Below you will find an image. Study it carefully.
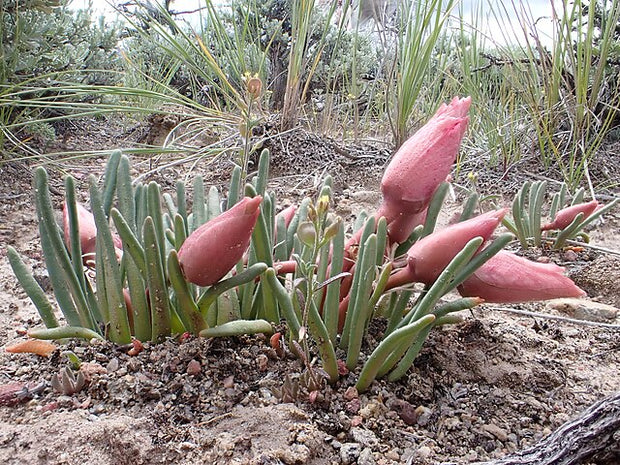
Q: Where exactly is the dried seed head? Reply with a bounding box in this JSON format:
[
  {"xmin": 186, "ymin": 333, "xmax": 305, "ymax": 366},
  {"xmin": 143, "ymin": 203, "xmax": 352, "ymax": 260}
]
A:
[{"xmin": 246, "ymin": 76, "xmax": 262, "ymax": 98}]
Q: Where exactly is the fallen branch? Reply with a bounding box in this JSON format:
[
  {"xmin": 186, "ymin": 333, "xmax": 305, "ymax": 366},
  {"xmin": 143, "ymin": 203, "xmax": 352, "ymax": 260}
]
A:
[{"xmin": 443, "ymin": 392, "xmax": 620, "ymax": 465}]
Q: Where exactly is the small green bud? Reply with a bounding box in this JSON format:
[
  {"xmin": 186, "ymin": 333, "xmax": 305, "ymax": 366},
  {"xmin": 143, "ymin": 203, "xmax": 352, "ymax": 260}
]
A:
[{"xmin": 316, "ymin": 195, "xmax": 330, "ymax": 217}]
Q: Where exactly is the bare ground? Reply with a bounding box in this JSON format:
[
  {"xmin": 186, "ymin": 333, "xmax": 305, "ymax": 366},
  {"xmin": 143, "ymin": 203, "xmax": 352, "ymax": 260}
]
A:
[{"xmin": 0, "ymin": 116, "xmax": 619, "ymax": 465}]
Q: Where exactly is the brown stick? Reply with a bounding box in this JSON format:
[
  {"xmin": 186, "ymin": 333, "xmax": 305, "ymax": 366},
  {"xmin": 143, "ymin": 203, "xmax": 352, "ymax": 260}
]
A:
[{"xmin": 461, "ymin": 392, "xmax": 620, "ymax": 465}]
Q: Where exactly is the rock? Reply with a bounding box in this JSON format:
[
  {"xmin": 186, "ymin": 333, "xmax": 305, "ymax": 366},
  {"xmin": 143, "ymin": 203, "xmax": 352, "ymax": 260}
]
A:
[
  {"xmin": 346, "ymin": 398, "xmax": 361, "ymax": 414},
  {"xmin": 358, "ymin": 447, "xmax": 377, "ymax": 465},
  {"xmin": 387, "ymin": 398, "xmax": 417, "ymax": 425},
  {"xmin": 546, "ymin": 298, "xmax": 619, "ymax": 323},
  {"xmin": 279, "ymin": 444, "xmax": 311, "ymax": 463},
  {"xmin": 385, "ymin": 449, "xmax": 400, "ymax": 461},
  {"xmin": 106, "ymin": 358, "xmax": 119, "ymax": 372},
  {"xmin": 256, "ymin": 354, "xmax": 268, "ymax": 371},
  {"xmin": 359, "ymin": 401, "xmax": 382, "ymax": 419},
  {"xmin": 340, "ymin": 443, "xmax": 361, "ymax": 464},
  {"xmin": 562, "ymin": 249, "xmax": 579, "ymax": 261},
  {"xmin": 186, "ymin": 359, "xmax": 201, "ymax": 376},
  {"xmin": 416, "ymin": 445, "xmax": 433, "ymax": 458},
  {"xmin": 343, "ymin": 386, "xmax": 359, "ymax": 401},
  {"xmin": 415, "ymin": 405, "xmax": 433, "ymax": 426},
  {"xmin": 350, "ymin": 427, "xmax": 378, "ymax": 448},
  {"xmin": 481, "ymin": 423, "xmax": 508, "ymax": 441}
]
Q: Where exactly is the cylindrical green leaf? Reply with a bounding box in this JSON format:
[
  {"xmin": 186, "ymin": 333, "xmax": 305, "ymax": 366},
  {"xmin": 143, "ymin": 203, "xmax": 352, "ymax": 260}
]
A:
[
  {"xmin": 192, "ymin": 175, "xmax": 206, "ymax": 231},
  {"xmin": 34, "ymin": 168, "xmax": 94, "ymax": 330},
  {"xmin": 102, "ymin": 150, "xmax": 121, "ymax": 217},
  {"xmin": 421, "ymin": 181, "xmax": 449, "ymax": 237},
  {"xmin": 356, "ymin": 314, "xmax": 435, "ymax": 392},
  {"xmin": 143, "ymin": 216, "xmax": 171, "ymax": 341},
  {"xmin": 227, "ymin": 165, "xmax": 242, "ymax": 209},
  {"xmin": 117, "ymin": 156, "xmax": 137, "ymax": 233},
  {"xmin": 28, "ymin": 326, "xmax": 105, "ymax": 342},
  {"xmin": 323, "ymin": 222, "xmax": 344, "ymax": 343},
  {"xmin": 7, "ymin": 246, "xmax": 59, "ymax": 328},
  {"xmin": 197, "ymin": 263, "xmax": 268, "ymax": 316},
  {"xmin": 111, "ymin": 208, "xmax": 146, "ymax": 276},
  {"xmin": 459, "ymin": 192, "xmax": 479, "ymax": 222},
  {"xmin": 264, "ymin": 268, "xmax": 300, "ymax": 339},
  {"xmin": 124, "ymin": 251, "xmax": 151, "ymax": 341},
  {"xmin": 90, "ymin": 179, "xmax": 131, "ymax": 344},
  {"xmin": 200, "ymin": 319, "xmax": 273, "ymax": 338},
  {"xmin": 345, "ymin": 234, "xmax": 377, "ymax": 369},
  {"xmin": 206, "ymin": 185, "xmax": 221, "ymax": 221},
  {"xmin": 175, "ymin": 180, "xmax": 188, "ymax": 233}
]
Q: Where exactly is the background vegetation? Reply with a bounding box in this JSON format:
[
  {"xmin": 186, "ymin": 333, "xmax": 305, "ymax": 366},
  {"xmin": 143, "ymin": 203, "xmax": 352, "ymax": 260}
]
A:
[{"xmin": 1, "ymin": 0, "xmax": 620, "ymax": 189}]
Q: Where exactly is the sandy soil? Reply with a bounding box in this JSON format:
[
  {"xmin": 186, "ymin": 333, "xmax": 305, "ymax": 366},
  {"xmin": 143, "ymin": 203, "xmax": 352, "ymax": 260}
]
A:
[{"xmin": 0, "ymin": 116, "xmax": 619, "ymax": 465}]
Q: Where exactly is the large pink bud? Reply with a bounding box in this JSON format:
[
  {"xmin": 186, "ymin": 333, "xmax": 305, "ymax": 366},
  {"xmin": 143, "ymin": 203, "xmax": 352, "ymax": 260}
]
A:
[
  {"xmin": 385, "ymin": 208, "xmax": 506, "ymax": 289},
  {"xmin": 62, "ymin": 201, "xmax": 122, "ymax": 265},
  {"xmin": 377, "ymin": 96, "xmax": 471, "ymax": 244},
  {"xmin": 178, "ymin": 196, "xmax": 262, "ymax": 286},
  {"xmin": 457, "ymin": 251, "xmax": 585, "ymax": 303},
  {"xmin": 541, "ymin": 200, "xmax": 598, "ymax": 231},
  {"xmin": 63, "ymin": 201, "xmax": 97, "ymax": 258},
  {"xmin": 406, "ymin": 208, "xmax": 507, "ymax": 284}
]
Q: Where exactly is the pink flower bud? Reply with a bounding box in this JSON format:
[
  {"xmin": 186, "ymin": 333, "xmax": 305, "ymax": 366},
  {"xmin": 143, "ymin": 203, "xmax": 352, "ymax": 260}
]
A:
[
  {"xmin": 406, "ymin": 208, "xmax": 507, "ymax": 285},
  {"xmin": 457, "ymin": 251, "xmax": 585, "ymax": 303},
  {"xmin": 434, "ymin": 96, "xmax": 472, "ymax": 118},
  {"xmin": 385, "ymin": 209, "xmax": 506, "ymax": 289},
  {"xmin": 378, "ymin": 96, "xmax": 471, "ymax": 243},
  {"xmin": 541, "ymin": 200, "xmax": 599, "ymax": 231},
  {"xmin": 62, "ymin": 201, "xmax": 122, "ymax": 265},
  {"xmin": 178, "ymin": 196, "xmax": 262, "ymax": 286}
]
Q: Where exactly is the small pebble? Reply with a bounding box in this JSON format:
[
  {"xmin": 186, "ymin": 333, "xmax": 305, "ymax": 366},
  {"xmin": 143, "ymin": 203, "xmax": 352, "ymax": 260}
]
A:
[
  {"xmin": 388, "ymin": 398, "xmax": 417, "ymax": 425},
  {"xmin": 222, "ymin": 375, "xmax": 234, "ymax": 388},
  {"xmin": 345, "ymin": 398, "xmax": 361, "ymax": 414},
  {"xmin": 186, "ymin": 359, "xmax": 201, "ymax": 376},
  {"xmin": 106, "ymin": 358, "xmax": 119, "ymax": 372},
  {"xmin": 340, "ymin": 443, "xmax": 361, "ymax": 465},
  {"xmin": 358, "ymin": 447, "xmax": 376, "ymax": 465},
  {"xmin": 343, "ymin": 386, "xmax": 359, "ymax": 401},
  {"xmin": 256, "ymin": 354, "xmax": 268, "ymax": 372},
  {"xmin": 415, "ymin": 405, "xmax": 432, "ymax": 426},
  {"xmin": 481, "ymin": 423, "xmax": 508, "ymax": 442},
  {"xmin": 351, "ymin": 427, "xmax": 378, "ymax": 448},
  {"xmin": 416, "ymin": 445, "xmax": 432, "ymax": 458},
  {"xmin": 562, "ymin": 249, "xmax": 578, "ymax": 261}
]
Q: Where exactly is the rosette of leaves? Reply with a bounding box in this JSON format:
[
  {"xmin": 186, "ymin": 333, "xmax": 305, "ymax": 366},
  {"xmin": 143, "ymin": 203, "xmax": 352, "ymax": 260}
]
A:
[{"xmin": 503, "ymin": 180, "xmax": 618, "ymax": 249}]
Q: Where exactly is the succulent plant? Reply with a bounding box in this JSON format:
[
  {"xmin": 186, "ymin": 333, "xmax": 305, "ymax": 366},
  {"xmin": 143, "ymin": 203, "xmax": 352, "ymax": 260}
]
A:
[
  {"xmin": 504, "ymin": 180, "xmax": 619, "ymax": 249},
  {"xmin": 51, "ymin": 367, "xmax": 86, "ymax": 396},
  {"xmin": 9, "ymin": 98, "xmax": 600, "ymax": 392}
]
